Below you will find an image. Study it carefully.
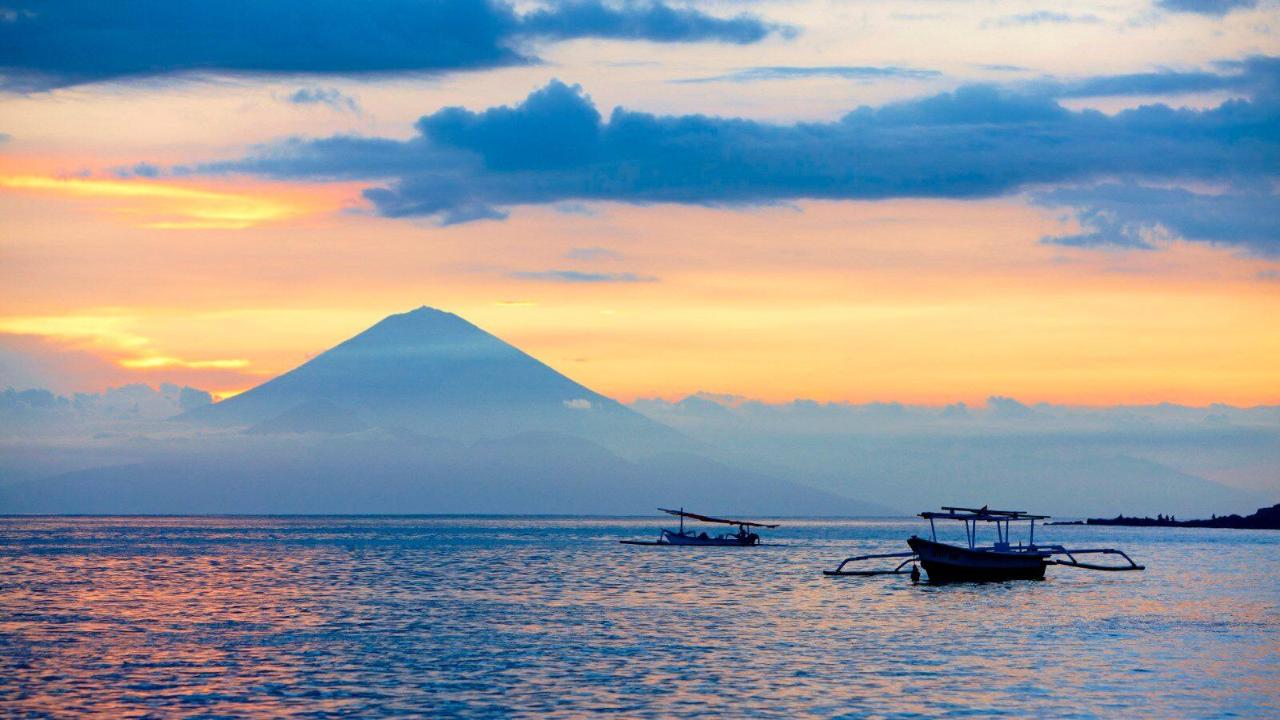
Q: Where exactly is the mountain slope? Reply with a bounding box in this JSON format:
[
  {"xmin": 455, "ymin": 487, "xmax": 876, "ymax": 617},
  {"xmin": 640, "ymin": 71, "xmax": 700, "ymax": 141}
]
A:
[{"xmin": 183, "ymin": 306, "xmax": 679, "ymax": 453}]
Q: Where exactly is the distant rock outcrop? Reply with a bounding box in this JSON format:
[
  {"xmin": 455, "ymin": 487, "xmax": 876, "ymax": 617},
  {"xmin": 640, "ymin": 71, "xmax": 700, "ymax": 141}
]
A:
[{"xmin": 1081, "ymin": 503, "xmax": 1280, "ymax": 530}]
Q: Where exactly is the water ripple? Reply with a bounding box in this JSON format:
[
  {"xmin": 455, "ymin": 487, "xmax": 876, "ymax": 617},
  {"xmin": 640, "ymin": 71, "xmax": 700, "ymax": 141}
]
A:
[{"xmin": 1, "ymin": 516, "xmax": 1277, "ymax": 718}]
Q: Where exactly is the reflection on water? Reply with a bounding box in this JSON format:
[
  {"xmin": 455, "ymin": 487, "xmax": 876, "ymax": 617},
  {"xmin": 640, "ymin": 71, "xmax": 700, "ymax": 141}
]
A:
[{"xmin": 1, "ymin": 516, "xmax": 1277, "ymax": 718}]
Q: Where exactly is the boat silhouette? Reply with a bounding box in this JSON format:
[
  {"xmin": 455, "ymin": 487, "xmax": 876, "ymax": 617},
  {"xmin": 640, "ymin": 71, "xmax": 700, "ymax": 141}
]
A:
[
  {"xmin": 825, "ymin": 506, "xmax": 1144, "ymax": 582},
  {"xmin": 620, "ymin": 507, "xmax": 778, "ymax": 546}
]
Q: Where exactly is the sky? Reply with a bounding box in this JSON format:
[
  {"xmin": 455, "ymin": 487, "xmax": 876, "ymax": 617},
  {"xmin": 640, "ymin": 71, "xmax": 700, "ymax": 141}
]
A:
[{"xmin": 1, "ymin": 0, "xmax": 1278, "ymax": 405}]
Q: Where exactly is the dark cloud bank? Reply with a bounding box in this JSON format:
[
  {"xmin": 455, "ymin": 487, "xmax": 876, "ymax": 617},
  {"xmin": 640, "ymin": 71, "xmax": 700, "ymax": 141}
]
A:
[
  {"xmin": 285, "ymin": 86, "xmax": 362, "ymax": 113},
  {"xmin": 674, "ymin": 65, "xmax": 941, "ymax": 84},
  {"xmin": 1034, "ymin": 56, "xmax": 1278, "ymax": 99},
  {"xmin": 0, "ymin": 0, "xmax": 784, "ymax": 91},
  {"xmin": 509, "ymin": 270, "xmax": 657, "ymax": 283},
  {"xmin": 1155, "ymin": 0, "xmax": 1258, "ymax": 15},
  {"xmin": 1034, "ymin": 184, "xmax": 1280, "ymax": 251},
  {"xmin": 193, "ymin": 59, "xmax": 1280, "ymax": 252}
]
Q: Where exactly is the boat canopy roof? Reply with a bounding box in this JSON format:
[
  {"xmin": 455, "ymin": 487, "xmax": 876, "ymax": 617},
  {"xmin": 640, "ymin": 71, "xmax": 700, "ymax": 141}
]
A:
[
  {"xmin": 920, "ymin": 506, "xmax": 1050, "ymax": 522},
  {"xmin": 659, "ymin": 508, "xmax": 779, "ymax": 528}
]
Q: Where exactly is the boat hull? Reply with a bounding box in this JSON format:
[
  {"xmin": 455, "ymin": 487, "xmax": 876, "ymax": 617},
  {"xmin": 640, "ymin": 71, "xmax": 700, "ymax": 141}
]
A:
[
  {"xmin": 660, "ymin": 529, "xmax": 758, "ymax": 546},
  {"xmin": 908, "ymin": 536, "xmax": 1048, "ymax": 582}
]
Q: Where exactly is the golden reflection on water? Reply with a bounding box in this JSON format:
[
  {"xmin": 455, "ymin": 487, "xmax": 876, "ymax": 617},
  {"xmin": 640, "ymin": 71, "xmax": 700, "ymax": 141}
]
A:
[{"xmin": 1, "ymin": 517, "xmax": 1277, "ymax": 718}]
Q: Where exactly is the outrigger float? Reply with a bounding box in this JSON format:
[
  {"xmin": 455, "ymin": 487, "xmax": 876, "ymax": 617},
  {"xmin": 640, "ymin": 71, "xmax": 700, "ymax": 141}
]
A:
[
  {"xmin": 620, "ymin": 508, "xmax": 778, "ymax": 546},
  {"xmin": 825, "ymin": 506, "xmax": 1144, "ymax": 582}
]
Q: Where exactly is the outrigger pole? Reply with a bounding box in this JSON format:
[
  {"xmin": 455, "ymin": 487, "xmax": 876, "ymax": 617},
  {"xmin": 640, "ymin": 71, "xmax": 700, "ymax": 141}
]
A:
[
  {"xmin": 1048, "ymin": 548, "xmax": 1144, "ymax": 571},
  {"xmin": 823, "ymin": 552, "xmax": 917, "ymax": 576}
]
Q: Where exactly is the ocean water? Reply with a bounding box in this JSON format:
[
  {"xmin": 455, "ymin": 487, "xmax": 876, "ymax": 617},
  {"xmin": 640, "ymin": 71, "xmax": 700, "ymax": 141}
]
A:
[{"xmin": 1, "ymin": 516, "xmax": 1277, "ymax": 718}]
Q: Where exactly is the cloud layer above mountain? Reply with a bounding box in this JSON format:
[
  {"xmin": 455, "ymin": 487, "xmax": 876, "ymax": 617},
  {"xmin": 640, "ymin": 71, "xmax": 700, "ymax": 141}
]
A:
[
  {"xmin": 1032, "ymin": 55, "xmax": 1278, "ymax": 98},
  {"xmin": 1035, "ymin": 184, "xmax": 1280, "ymax": 256},
  {"xmin": 188, "ymin": 70, "xmax": 1279, "ymax": 252},
  {"xmin": 0, "ymin": 0, "xmax": 782, "ymax": 91}
]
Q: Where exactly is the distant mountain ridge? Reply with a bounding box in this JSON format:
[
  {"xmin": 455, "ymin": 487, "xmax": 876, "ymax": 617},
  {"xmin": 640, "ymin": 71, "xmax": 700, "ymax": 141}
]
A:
[
  {"xmin": 183, "ymin": 306, "xmax": 679, "ymax": 454},
  {"xmin": 0, "ymin": 430, "xmax": 893, "ymax": 515}
]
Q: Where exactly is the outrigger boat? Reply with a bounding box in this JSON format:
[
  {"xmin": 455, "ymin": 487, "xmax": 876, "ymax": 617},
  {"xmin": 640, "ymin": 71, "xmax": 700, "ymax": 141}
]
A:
[
  {"xmin": 825, "ymin": 506, "xmax": 1144, "ymax": 582},
  {"xmin": 620, "ymin": 508, "xmax": 778, "ymax": 546}
]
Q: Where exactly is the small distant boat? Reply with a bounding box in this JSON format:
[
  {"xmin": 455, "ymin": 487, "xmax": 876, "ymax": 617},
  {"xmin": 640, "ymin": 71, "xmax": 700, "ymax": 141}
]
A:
[
  {"xmin": 620, "ymin": 508, "xmax": 778, "ymax": 546},
  {"xmin": 825, "ymin": 506, "xmax": 1144, "ymax": 582}
]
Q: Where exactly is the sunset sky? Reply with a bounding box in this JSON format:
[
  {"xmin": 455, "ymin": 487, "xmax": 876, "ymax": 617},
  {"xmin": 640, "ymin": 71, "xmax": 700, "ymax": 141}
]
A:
[{"xmin": 1, "ymin": 0, "xmax": 1277, "ymax": 405}]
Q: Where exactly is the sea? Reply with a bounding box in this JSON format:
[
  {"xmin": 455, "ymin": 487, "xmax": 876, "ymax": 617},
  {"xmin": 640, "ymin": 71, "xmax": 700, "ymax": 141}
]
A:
[{"xmin": 1, "ymin": 516, "xmax": 1277, "ymax": 718}]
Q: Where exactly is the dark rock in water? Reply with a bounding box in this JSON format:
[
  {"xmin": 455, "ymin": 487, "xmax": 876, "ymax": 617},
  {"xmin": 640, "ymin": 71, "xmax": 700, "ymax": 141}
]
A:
[{"xmin": 1084, "ymin": 503, "xmax": 1280, "ymax": 529}]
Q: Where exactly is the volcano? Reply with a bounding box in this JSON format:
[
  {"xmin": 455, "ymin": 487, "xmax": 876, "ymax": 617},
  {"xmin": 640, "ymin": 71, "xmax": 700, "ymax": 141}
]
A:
[
  {"xmin": 2, "ymin": 307, "xmax": 899, "ymax": 514},
  {"xmin": 183, "ymin": 306, "xmax": 678, "ymax": 453}
]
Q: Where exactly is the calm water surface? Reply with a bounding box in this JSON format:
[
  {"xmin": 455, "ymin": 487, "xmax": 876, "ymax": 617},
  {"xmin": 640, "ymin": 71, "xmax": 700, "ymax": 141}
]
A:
[{"xmin": 1, "ymin": 516, "xmax": 1277, "ymax": 718}]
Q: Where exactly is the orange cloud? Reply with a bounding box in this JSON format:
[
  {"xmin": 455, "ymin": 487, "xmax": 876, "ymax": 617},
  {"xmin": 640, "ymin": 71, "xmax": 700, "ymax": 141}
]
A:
[
  {"xmin": 0, "ymin": 175, "xmax": 319, "ymax": 229},
  {"xmin": 118, "ymin": 356, "xmax": 251, "ymax": 370},
  {"xmin": 0, "ymin": 313, "xmax": 256, "ymax": 387},
  {"xmin": 0, "ymin": 314, "xmax": 151, "ymax": 350}
]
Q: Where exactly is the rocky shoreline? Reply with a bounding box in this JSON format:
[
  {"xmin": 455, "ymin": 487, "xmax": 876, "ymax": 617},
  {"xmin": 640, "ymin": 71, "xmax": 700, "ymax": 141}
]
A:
[{"xmin": 1051, "ymin": 503, "xmax": 1280, "ymax": 530}]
